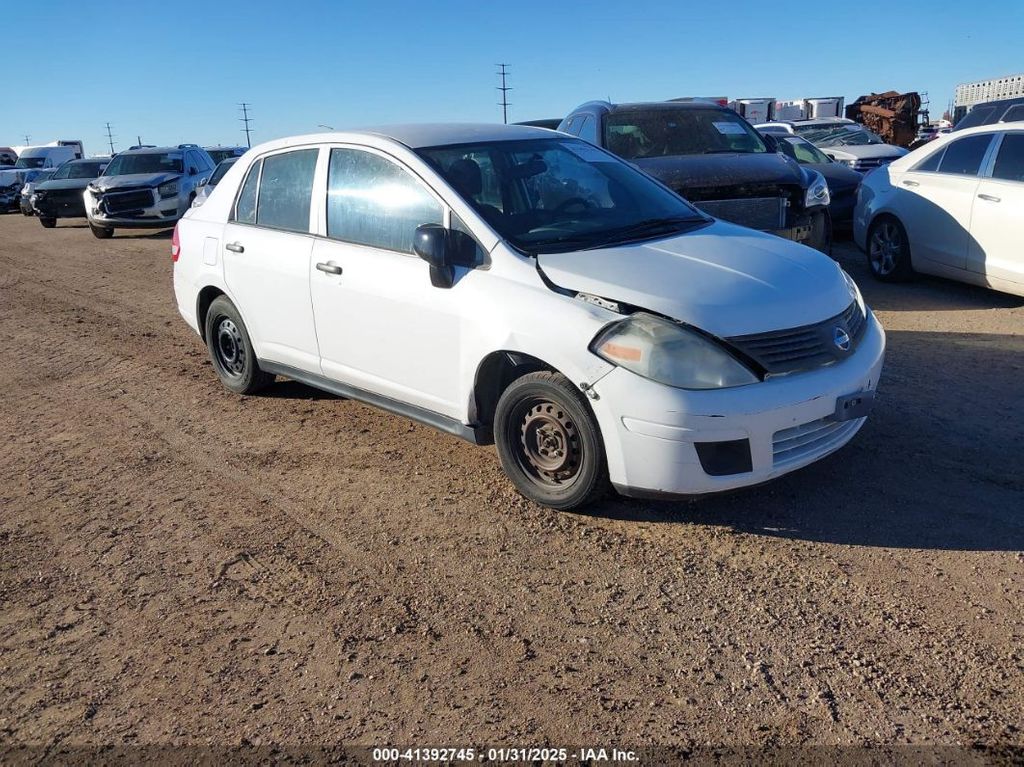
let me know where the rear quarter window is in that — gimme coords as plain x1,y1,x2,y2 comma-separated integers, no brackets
233,159,261,224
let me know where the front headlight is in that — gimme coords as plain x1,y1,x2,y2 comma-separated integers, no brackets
804,169,830,208
591,313,758,390
841,268,866,315
158,181,179,199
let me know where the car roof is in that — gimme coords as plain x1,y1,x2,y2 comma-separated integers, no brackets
240,123,563,154
119,145,200,155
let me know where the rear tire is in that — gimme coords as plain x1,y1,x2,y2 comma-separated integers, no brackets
867,216,914,281
89,223,113,239
204,295,274,395
494,371,609,510
39,217,56,228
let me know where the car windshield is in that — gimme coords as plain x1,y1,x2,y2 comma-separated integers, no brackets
805,126,885,147
14,156,46,169
418,138,707,255
26,170,54,185
603,107,767,159
103,152,183,176
207,148,240,164
208,157,237,186
52,161,105,180
777,136,832,164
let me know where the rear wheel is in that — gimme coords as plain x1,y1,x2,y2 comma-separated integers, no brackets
494,371,608,510
204,295,274,395
39,217,56,228
89,223,113,239
867,216,914,281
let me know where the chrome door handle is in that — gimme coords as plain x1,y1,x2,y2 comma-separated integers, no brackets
901,179,919,187
978,194,1001,202
225,242,244,253
316,262,342,275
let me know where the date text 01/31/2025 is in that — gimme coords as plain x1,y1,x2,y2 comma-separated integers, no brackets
371,746,640,762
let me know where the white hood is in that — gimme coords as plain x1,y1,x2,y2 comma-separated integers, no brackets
537,221,855,338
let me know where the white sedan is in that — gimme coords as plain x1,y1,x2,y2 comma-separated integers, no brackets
854,122,1024,297
173,124,884,509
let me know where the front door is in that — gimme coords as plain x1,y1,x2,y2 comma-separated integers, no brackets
309,146,471,418
221,148,321,372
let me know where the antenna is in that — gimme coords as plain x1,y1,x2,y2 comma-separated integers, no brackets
105,122,116,155
239,102,253,148
496,64,511,124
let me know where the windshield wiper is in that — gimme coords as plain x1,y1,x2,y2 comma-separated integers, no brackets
581,216,705,249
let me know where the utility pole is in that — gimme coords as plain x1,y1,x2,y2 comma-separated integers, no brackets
239,102,253,148
24,135,30,145
104,122,116,155
496,64,511,124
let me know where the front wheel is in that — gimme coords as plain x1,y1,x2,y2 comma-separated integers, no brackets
494,371,608,510
203,295,274,395
39,217,56,228
89,223,113,239
867,216,914,281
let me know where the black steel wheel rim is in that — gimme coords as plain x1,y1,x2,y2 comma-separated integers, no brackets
215,317,246,377
509,396,583,489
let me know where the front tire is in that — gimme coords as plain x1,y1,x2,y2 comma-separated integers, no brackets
204,295,274,395
89,223,113,239
494,371,608,510
867,216,914,281
39,217,56,228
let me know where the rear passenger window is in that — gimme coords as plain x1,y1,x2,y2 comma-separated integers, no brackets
992,134,1024,182
326,148,442,253
937,135,993,176
256,149,318,233
913,148,944,173
233,159,261,224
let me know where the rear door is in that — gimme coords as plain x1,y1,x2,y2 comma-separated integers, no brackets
221,148,322,372
968,131,1024,288
895,133,994,270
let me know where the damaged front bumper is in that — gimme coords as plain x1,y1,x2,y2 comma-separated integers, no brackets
84,187,183,229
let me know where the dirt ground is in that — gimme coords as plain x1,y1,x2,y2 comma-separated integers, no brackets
0,213,1022,760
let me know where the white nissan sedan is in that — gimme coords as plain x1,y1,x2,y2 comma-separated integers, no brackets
854,122,1024,297
172,124,885,509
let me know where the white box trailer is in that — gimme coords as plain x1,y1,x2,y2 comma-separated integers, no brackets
805,97,844,118
773,97,846,121
729,98,776,124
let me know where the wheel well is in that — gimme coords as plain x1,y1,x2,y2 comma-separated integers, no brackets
196,286,225,343
472,351,552,444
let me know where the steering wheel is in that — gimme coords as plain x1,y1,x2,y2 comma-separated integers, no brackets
553,196,594,214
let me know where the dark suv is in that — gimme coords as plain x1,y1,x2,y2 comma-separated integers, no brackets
559,101,832,252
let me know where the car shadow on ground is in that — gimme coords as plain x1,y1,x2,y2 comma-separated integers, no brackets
260,379,340,401
577,329,1024,552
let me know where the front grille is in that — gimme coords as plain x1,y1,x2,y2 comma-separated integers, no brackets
102,188,154,214
692,197,786,230
852,157,894,172
38,189,83,214
773,416,861,468
728,300,866,375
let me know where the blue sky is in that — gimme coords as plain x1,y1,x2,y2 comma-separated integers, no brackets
5,0,1021,155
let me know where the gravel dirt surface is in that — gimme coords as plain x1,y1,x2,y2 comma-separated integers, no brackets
0,214,1022,759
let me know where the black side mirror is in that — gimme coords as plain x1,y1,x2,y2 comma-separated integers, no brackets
762,133,778,152
414,224,478,288
414,224,455,288
188,167,198,176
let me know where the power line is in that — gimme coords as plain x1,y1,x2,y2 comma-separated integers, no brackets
239,102,253,148
496,64,511,124
104,122,116,155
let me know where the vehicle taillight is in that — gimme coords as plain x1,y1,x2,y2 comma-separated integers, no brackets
171,223,181,262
